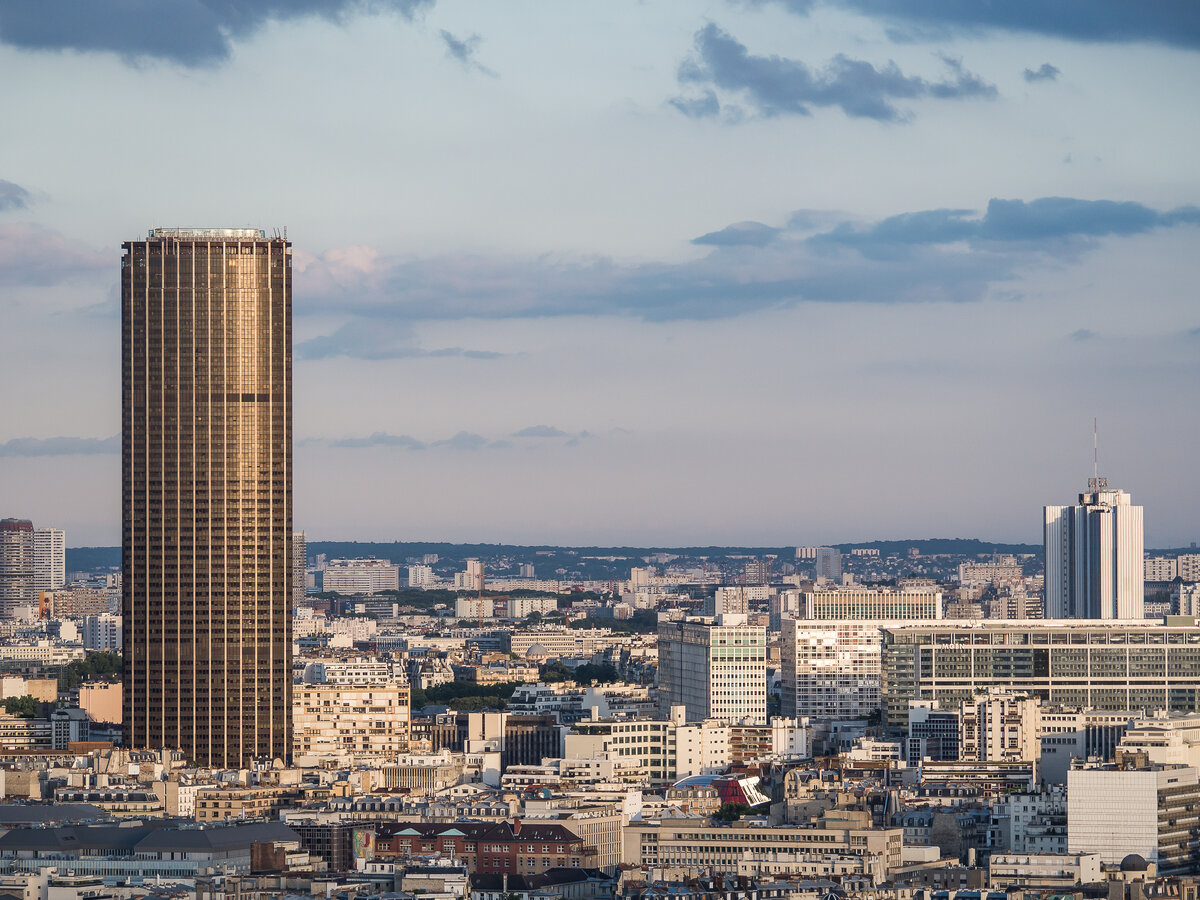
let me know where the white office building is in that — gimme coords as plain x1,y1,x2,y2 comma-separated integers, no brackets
32,528,65,593
658,615,766,723
322,558,400,595
1044,480,1144,619
1068,765,1200,873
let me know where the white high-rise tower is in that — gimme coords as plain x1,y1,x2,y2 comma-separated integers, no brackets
1044,477,1144,619
33,527,66,593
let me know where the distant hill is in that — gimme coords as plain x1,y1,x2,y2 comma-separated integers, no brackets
88,536,1200,575
66,546,121,574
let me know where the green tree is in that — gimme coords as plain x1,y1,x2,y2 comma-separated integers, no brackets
2,695,38,718
713,802,751,823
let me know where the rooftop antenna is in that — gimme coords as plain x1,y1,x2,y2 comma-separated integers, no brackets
1089,417,1107,493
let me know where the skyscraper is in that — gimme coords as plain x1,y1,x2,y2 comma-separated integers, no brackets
1044,478,1144,619
0,519,34,619
33,527,66,593
122,227,292,767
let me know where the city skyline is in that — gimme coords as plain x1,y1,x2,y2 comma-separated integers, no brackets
1,3,1197,547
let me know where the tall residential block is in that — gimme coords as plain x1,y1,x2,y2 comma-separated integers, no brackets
122,227,292,768
657,614,766,723
33,527,66,593
0,519,34,620
292,531,307,607
1044,479,1144,619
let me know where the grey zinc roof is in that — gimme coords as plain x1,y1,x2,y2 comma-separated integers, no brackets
0,804,108,825
0,821,300,856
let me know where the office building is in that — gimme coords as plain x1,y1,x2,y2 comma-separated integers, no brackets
1044,479,1144,618
882,620,1200,727
322,558,400,594
801,588,942,620
782,618,942,721
1037,707,1139,784
623,818,903,878
292,531,306,606
0,518,34,620
32,527,65,593
658,615,766,723
1068,764,1200,874
122,227,292,768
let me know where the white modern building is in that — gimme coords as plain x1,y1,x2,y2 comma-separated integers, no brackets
407,564,435,588
32,527,65,593
83,614,122,652
1044,480,1144,619
322,558,400,595
657,614,766,723
1067,764,1200,874
782,618,943,721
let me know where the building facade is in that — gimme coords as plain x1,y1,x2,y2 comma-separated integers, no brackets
657,615,766,723
122,227,292,767
1067,764,1200,874
0,519,34,620
322,558,400,595
882,620,1200,727
32,528,65,593
1044,481,1144,619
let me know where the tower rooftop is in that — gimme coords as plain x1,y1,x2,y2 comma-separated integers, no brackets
147,227,267,239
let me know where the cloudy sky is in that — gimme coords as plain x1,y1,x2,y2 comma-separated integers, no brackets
1,1,1198,548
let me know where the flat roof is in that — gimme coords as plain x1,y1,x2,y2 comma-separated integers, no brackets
147,227,267,239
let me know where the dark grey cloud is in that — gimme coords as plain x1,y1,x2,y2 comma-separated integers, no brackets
0,435,117,457
0,180,30,211
0,0,435,66
745,1,1200,51
439,29,495,76
513,425,569,438
296,319,503,360
1071,329,1096,341
672,24,995,122
817,198,1200,250
295,196,1200,326
1023,63,1061,83
692,221,780,247
0,224,108,287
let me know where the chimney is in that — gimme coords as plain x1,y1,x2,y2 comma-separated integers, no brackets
512,816,521,836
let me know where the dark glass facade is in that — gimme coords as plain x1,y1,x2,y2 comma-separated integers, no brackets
122,229,292,767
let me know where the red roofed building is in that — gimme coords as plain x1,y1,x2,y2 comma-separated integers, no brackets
375,819,589,874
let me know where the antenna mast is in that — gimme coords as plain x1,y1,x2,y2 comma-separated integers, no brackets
1089,417,1107,493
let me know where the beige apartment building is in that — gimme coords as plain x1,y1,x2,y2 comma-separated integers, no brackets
293,682,411,759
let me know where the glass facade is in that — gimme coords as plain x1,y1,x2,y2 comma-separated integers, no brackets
882,622,1200,727
121,232,292,767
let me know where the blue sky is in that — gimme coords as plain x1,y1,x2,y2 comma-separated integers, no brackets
1,1,1197,547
